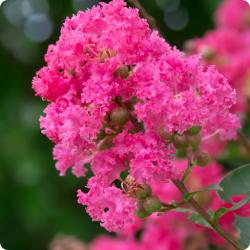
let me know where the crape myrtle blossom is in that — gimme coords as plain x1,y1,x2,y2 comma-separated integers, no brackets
33,0,240,232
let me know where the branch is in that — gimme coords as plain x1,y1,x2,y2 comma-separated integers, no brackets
181,150,194,182
127,0,161,33
172,179,243,250
160,200,187,212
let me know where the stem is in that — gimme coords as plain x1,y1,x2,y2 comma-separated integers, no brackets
160,200,187,212
238,131,250,156
128,113,144,132
172,179,243,250
181,150,193,182
126,0,161,33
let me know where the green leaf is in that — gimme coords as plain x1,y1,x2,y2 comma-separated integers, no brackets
200,184,223,192
234,216,250,248
188,212,212,228
212,207,228,224
218,164,250,202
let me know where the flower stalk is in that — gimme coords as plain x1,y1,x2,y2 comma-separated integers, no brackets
172,179,243,250
126,0,161,33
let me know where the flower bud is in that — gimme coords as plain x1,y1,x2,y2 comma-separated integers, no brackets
188,134,201,152
98,136,113,150
186,126,202,136
143,197,162,213
124,96,138,110
135,209,151,219
110,107,129,127
113,96,123,105
135,184,152,199
114,65,130,79
136,199,151,218
96,129,106,141
173,134,188,149
196,152,210,167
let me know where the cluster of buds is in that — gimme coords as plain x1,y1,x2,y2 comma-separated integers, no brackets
167,126,210,167
122,175,162,218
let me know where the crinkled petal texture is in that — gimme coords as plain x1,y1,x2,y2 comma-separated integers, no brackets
33,0,240,233
134,51,239,139
189,28,250,113
77,177,136,233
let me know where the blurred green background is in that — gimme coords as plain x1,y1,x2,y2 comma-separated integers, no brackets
0,0,226,249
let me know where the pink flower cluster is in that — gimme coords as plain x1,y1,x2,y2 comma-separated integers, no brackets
33,0,239,232
187,0,250,113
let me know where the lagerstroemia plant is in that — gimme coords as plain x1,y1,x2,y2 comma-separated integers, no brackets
33,0,250,249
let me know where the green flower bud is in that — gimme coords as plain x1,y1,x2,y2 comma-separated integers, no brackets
143,197,162,213
110,107,129,127
173,134,188,149
196,152,210,167
137,199,144,210
114,65,130,79
136,199,152,218
135,184,152,199
186,125,202,136
135,209,151,219
124,96,138,110
188,134,201,152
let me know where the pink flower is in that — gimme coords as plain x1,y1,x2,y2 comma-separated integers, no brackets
188,28,250,113
90,236,141,250
134,50,239,139
216,0,250,30
77,177,136,233
114,131,175,185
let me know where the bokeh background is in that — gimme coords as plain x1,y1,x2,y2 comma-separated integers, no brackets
0,0,240,249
